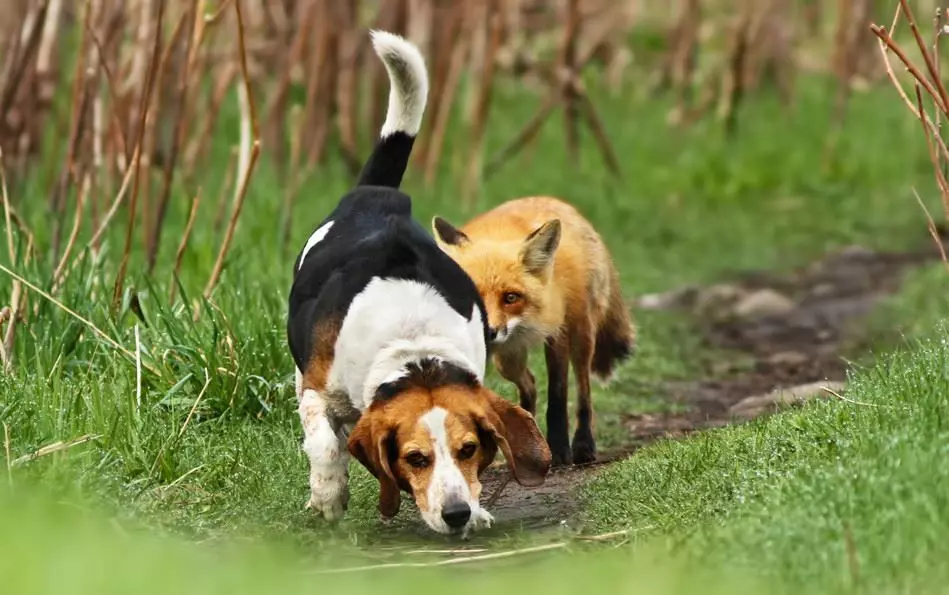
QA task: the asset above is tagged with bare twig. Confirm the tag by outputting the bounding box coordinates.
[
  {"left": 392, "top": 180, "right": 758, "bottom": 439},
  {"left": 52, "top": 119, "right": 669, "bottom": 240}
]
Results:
[
  {"left": 11, "top": 433, "right": 101, "bottom": 467},
  {"left": 309, "top": 542, "right": 567, "bottom": 574},
  {"left": 485, "top": 471, "right": 511, "bottom": 507},
  {"left": 3, "top": 422, "right": 11, "bottom": 486},
  {"left": 134, "top": 323, "right": 142, "bottom": 411},
  {"left": 912, "top": 188, "right": 949, "bottom": 272},
  {"left": 573, "top": 526, "right": 656, "bottom": 541},
  {"left": 112, "top": 0, "right": 166, "bottom": 312},
  {"left": 178, "top": 367, "right": 211, "bottom": 437},
  {"left": 0, "top": 263, "right": 156, "bottom": 373},
  {"left": 169, "top": 189, "right": 202, "bottom": 304},
  {"left": 0, "top": 149, "right": 22, "bottom": 372},
  {"left": 203, "top": 0, "right": 261, "bottom": 301},
  {"left": 51, "top": 172, "right": 90, "bottom": 289},
  {"left": 820, "top": 385, "right": 876, "bottom": 407}
]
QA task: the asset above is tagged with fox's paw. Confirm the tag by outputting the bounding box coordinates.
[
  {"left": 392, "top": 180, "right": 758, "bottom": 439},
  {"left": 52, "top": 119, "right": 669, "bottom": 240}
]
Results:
[{"left": 571, "top": 429, "right": 597, "bottom": 465}]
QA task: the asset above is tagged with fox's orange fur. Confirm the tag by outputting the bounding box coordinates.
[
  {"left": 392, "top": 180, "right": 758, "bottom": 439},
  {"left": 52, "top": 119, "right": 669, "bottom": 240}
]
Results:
[{"left": 432, "top": 196, "right": 635, "bottom": 465}]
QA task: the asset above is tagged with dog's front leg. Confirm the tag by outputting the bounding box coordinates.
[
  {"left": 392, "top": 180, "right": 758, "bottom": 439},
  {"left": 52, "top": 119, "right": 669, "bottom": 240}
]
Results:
[{"left": 299, "top": 388, "right": 349, "bottom": 521}]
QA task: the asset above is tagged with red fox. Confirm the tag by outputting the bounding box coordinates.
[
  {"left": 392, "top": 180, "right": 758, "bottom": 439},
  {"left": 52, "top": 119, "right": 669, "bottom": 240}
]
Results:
[{"left": 432, "top": 196, "right": 636, "bottom": 465}]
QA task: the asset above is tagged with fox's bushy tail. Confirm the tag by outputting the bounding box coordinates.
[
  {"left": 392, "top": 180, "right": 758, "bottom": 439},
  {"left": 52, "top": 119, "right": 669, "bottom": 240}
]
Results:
[{"left": 356, "top": 30, "right": 429, "bottom": 189}]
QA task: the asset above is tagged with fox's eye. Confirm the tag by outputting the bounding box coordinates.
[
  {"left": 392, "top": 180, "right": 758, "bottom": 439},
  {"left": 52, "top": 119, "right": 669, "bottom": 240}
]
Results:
[
  {"left": 405, "top": 452, "right": 430, "bottom": 469},
  {"left": 502, "top": 292, "right": 522, "bottom": 305},
  {"left": 458, "top": 443, "right": 478, "bottom": 460}
]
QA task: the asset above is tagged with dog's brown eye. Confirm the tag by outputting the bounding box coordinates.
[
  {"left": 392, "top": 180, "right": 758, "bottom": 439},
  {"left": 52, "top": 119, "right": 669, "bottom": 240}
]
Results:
[
  {"left": 502, "top": 292, "right": 521, "bottom": 305},
  {"left": 405, "top": 452, "right": 430, "bottom": 469},
  {"left": 458, "top": 443, "right": 478, "bottom": 460}
]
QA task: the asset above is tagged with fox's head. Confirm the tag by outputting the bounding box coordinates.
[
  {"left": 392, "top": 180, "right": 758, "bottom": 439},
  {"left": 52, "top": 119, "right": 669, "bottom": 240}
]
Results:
[{"left": 432, "top": 217, "right": 563, "bottom": 347}]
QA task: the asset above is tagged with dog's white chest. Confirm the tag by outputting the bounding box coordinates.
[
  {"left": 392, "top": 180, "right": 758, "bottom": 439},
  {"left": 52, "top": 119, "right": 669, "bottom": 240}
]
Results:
[{"left": 328, "top": 277, "right": 486, "bottom": 409}]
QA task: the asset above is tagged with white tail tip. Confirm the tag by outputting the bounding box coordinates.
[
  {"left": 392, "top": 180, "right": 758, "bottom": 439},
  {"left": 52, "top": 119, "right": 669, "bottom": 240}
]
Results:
[{"left": 369, "top": 30, "right": 429, "bottom": 138}]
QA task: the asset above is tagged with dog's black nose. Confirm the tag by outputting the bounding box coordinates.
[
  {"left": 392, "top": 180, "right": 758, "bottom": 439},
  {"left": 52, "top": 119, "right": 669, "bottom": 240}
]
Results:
[
  {"left": 487, "top": 327, "right": 498, "bottom": 342},
  {"left": 441, "top": 501, "right": 471, "bottom": 529}
]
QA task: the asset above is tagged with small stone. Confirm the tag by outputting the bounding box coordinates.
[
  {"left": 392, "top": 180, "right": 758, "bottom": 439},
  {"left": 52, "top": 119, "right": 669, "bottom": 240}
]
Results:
[
  {"left": 728, "top": 380, "right": 846, "bottom": 419},
  {"left": 695, "top": 284, "right": 746, "bottom": 317},
  {"left": 733, "top": 289, "right": 796, "bottom": 319},
  {"left": 765, "top": 351, "right": 810, "bottom": 367}
]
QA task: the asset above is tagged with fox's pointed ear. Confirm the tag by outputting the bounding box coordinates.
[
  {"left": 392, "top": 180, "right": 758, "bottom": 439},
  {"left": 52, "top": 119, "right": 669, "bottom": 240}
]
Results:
[
  {"left": 432, "top": 216, "right": 470, "bottom": 247},
  {"left": 520, "top": 219, "right": 561, "bottom": 276}
]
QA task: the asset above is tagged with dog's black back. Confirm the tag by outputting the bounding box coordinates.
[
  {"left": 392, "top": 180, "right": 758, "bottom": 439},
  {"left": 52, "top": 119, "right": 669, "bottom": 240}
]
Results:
[{"left": 287, "top": 184, "right": 488, "bottom": 373}]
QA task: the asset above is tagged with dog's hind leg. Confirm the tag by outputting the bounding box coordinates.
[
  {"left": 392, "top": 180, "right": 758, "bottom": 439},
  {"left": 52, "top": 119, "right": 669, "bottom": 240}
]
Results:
[{"left": 299, "top": 388, "right": 350, "bottom": 521}]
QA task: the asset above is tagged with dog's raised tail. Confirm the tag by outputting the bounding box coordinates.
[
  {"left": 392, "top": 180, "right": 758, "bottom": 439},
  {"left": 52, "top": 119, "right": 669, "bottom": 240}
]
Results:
[{"left": 356, "top": 30, "right": 429, "bottom": 189}]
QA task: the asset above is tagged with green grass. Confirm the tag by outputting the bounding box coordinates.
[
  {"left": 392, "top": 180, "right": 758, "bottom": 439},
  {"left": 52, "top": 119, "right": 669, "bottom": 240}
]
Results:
[
  {"left": 581, "top": 332, "right": 949, "bottom": 593},
  {"left": 2, "top": 60, "right": 948, "bottom": 592},
  {"left": 4, "top": 333, "right": 949, "bottom": 594}
]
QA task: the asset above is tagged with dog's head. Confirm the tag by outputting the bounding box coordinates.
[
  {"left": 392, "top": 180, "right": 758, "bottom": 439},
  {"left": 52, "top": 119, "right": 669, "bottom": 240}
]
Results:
[{"left": 348, "top": 362, "right": 550, "bottom": 535}]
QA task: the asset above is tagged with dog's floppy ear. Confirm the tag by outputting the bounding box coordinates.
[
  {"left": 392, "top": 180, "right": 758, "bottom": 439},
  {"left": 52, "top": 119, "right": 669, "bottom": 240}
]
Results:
[
  {"left": 473, "top": 389, "right": 551, "bottom": 487},
  {"left": 348, "top": 411, "right": 401, "bottom": 518},
  {"left": 520, "top": 219, "right": 561, "bottom": 276},
  {"left": 432, "top": 216, "right": 470, "bottom": 247}
]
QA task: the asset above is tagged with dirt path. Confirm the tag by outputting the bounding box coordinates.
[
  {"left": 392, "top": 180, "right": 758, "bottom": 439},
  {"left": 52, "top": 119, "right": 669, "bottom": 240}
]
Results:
[{"left": 477, "top": 235, "right": 948, "bottom": 531}]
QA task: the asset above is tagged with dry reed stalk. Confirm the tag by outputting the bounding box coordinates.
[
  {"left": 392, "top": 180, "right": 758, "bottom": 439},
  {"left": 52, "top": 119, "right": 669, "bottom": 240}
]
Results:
[
  {"left": 88, "top": 144, "right": 142, "bottom": 256},
  {"left": 49, "top": 0, "right": 93, "bottom": 258},
  {"left": 663, "top": 0, "right": 700, "bottom": 123},
  {"left": 281, "top": 106, "right": 305, "bottom": 255},
  {"left": 871, "top": 1, "right": 949, "bottom": 264},
  {"left": 715, "top": 1, "right": 755, "bottom": 135},
  {"left": 203, "top": 0, "right": 262, "bottom": 302},
  {"left": 484, "top": 17, "right": 621, "bottom": 179},
  {"left": 112, "top": 0, "right": 166, "bottom": 313},
  {"left": 51, "top": 172, "right": 90, "bottom": 290},
  {"left": 169, "top": 189, "right": 201, "bottom": 304},
  {"left": 310, "top": 542, "right": 568, "bottom": 574},
  {"left": 561, "top": 0, "right": 581, "bottom": 164},
  {"left": 263, "top": 0, "right": 315, "bottom": 176},
  {"left": 413, "top": 1, "right": 458, "bottom": 169},
  {"left": 0, "top": 1, "right": 49, "bottom": 132},
  {"left": 368, "top": 0, "right": 410, "bottom": 137},
  {"left": 337, "top": 0, "right": 363, "bottom": 168},
  {"left": 306, "top": 0, "right": 341, "bottom": 168},
  {"left": 423, "top": 4, "right": 470, "bottom": 184},
  {"left": 183, "top": 63, "right": 238, "bottom": 179},
  {"left": 873, "top": 4, "right": 948, "bottom": 159},
  {"left": 462, "top": 0, "right": 503, "bottom": 205},
  {"left": 212, "top": 147, "right": 238, "bottom": 234},
  {"left": 148, "top": 0, "right": 199, "bottom": 275},
  {"left": 0, "top": 149, "right": 20, "bottom": 372},
  {"left": 84, "top": 7, "right": 130, "bottom": 163}
]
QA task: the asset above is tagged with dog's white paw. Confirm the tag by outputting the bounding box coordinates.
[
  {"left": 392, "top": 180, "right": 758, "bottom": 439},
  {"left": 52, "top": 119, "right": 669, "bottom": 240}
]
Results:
[{"left": 306, "top": 475, "right": 349, "bottom": 522}]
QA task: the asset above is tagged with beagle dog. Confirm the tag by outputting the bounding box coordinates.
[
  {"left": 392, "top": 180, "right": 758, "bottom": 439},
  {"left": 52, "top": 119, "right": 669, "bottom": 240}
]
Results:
[{"left": 287, "top": 31, "right": 552, "bottom": 536}]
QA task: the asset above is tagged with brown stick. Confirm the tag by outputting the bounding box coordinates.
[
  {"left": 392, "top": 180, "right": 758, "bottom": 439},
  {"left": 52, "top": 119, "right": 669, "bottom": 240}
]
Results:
[
  {"left": 560, "top": 0, "right": 581, "bottom": 164},
  {"left": 50, "top": 0, "right": 93, "bottom": 258},
  {"left": 203, "top": 0, "right": 261, "bottom": 301},
  {"left": 424, "top": 4, "right": 470, "bottom": 184},
  {"left": 112, "top": 0, "right": 166, "bottom": 313},
  {"left": 148, "top": 0, "right": 199, "bottom": 275},
  {"left": 898, "top": 0, "right": 949, "bottom": 117},
  {"left": 462, "top": 0, "right": 503, "bottom": 205},
  {"left": 169, "top": 189, "right": 201, "bottom": 304},
  {"left": 0, "top": 1, "right": 50, "bottom": 126},
  {"left": 870, "top": 25, "right": 949, "bottom": 115},
  {"left": 0, "top": 148, "right": 20, "bottom": 372},
  {"left": 51, "top": 173, "right": 90, "bottom": 291},
  {"left": 915, "top": 85, "right": 949, "bottom": 222}
]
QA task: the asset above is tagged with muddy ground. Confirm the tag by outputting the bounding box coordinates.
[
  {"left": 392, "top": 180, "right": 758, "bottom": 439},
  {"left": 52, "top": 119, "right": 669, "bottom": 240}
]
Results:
[{"left": 474, "top": 234, "right": 949, "bottom": 532}]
